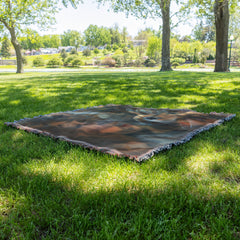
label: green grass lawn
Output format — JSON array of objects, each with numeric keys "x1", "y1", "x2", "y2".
[{"x1": 0, "y1": 71, "x2": 239, "y2": 239}]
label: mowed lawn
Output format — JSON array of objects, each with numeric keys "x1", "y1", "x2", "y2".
[{"x1": 0, "y1": 71, "x2": 239, "y2": 239}]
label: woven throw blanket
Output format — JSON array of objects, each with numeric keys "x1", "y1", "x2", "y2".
[{"x1": 5, "y1": 105, "x2": 235, "y2": 162}]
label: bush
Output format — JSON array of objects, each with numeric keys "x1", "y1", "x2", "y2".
[
  {"x1": 193, "y1": 49, "x2": 199, "y2": 63},
  {"x1": 94, "y1": 58, "x2": 101, "y2": 66},
  {"x1": 144, "y1": 58, "x2": 156, "y2": 67},
  {"x1": 129, "y1": 43, "x2": 134, "y2": 50},
  {"x1": 112, "y1": 55, "x2": 123, "y2": 67},
  {"x1": 82, "y1": 49, "x2": 91, "y2": 57},
  {"x1": 102, "y1": 57, "x2": 116, "y2": 67},
  {"x1": 200, "y1": 56, "x2": 207, "y2": 64},
  {"x1": 208, "y1": 54, "x2": 215, "y2": 60},
  {"x1": 22, "y1": 56, "x2": 28, "y2": 65},
  {"x1": 122, "y1": 47, "x2": 128, "y2": 53},
  {"x1": 123, "y1": 53, "x2": 130, "y2": 67},
  {"x1": 93, "y1": 48, "x2": 99, "y2": 54},
  {"x1": 106, "y1": 45, "x2": 112, "y2": 51},
  {"x1": 170, "y1": 58, "x2": 185, "y2": 65},
  {"x1": 64, "y1": 56, "x2": 83, "y2": 67},
  {"x1": 232, "y1": 48, "x2": 240, "y2": 62},
  {"x1": 171, "y1": 62, "x2": 180, "y2": 68},
  {"x1": 64, "y1": 56, "x2": 75, "y2": 66},
  {"x1": 60, "y1": 49, "x2": 68, "y2": 60},
  {"x1": 173, "y1": 50, "x2": 187, "y2": 59},
  {"x1": 120, "y1": 43, "x2": 126, "y2": 48},
  {"x1": 193, "y1": 55, "x2": 199, "y2": 64},
  {"x1": 71, "y1": 57, "x2": 83, "y2": 67},
  {"x1": 70, "y1": 48, "x2": 78, "y2": 55},
  {"x1": 47, "y1": 57, "x2": 63, "y2": 68},
  {"x1": 103, "y1": 49, "x2": 108, "y2": 55},
  {"x1": 112, "y1": 44, "x2": 119, "y2": 51},
  {"x1": 114, "y1": 49, "x2": 124, "y2": 56},
  {"x1": 133, "y1": 58, "x2": 143, "y2": 67},
  {"x1": 126, "y1": 60, "x2": 134, "y2": 67},
  {"x1": 33, "y1": 56, "x2": 45, "y2": 67}
]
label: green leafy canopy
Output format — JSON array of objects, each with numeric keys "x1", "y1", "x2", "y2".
[
  {"x1": 97, "y1": 0, "x2": 184, "y2": 18},
  {"x1": 187, "y1": 0, "x2": 239, "y2": 15},
  {"x1": 0, "y1": 0, "x2": 60, "y2": 32}
]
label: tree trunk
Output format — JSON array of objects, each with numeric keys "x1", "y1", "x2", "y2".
[
  {"x1": 9, "y1": 27, "x2": 24, "y2": 73},
  {"x1": 214, "y1": 0, "x2": 229, "y2": 72},
  {"x1": 160, "y1": 0, "x2": 172, "y2": 71}
]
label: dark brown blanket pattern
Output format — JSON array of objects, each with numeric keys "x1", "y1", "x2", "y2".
[{"x1": 5, "y1": 105, "x2": 235, "y2": 161}]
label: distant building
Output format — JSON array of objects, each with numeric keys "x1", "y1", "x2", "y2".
[
  {"x1": 97, "y1": 46, "x2": 106, "y2": 50},
  {"x1": 132, "y1": 40, "x2": 147, "y2": 47},
  {"x1": 39, "y1": 48, "x2": 58, "y2": 54},
  {"x1": 78, "y1": 45, "x2": 89, "y2": 52},
  {"x1": 24, "y1": 50, "x2": 41, "y2": 55},
  {"x1": 58, "y1": 46, "x2": 75, "y2": 53}
]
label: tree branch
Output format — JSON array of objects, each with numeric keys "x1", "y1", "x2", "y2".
[{"x1": 0, "y1": 17, "x2": 11, "y2": 30}]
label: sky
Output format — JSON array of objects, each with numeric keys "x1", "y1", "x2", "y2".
[{"x1": 40, "y1": 1, "x2": 195, "y2": 37}]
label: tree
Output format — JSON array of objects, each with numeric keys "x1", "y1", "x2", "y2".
[
  {"x1": 1, "y1": 36, "x2": 11, "y2": 59},
  {"x1": 214, "y1": 0, "x2": 229, "y2": 71},
  {"x1": 41, "y1": 34, "x2": 61, "y2": 48},
  {"x1": 180, "y1": 35, "x2": 193, "y2": 42},
  {"x1": 146, "y1": 36, "x2": 162, "y2": 63},
  {"x1": 61, "y1": 30, "x2": 83, "y2": 49},
  {"x1": 20, "y1": 29, "x2": 42, "y2": 51},
  {"x1": 193, "y1": 21, "x2": 215, "y2": 42},
  {"x1": 229, "y1": 5, "x2": 240, "y2": 40},
  {"x1": 96, "y1": 0, "x2": 177, "y2": 71},
  {"x1": 134, "y1": 28, "x2": 154, "y2": 44},
  {"x1": 188, "y1": 0, "x2": 239, "y2": 72},
  {"x1": 60, "y1": 49, "x2": 68, "y2": 60},
  {"x1": 121, "y1": 27, "x2": 129, "y2": 44},
  {"x1": 159, "y1": 0, "x2": 172, "y2": 71},
  {"x1": 109, "y1": 24, "x2": 121, "y2": 45},
  {"x1": 0, "y1": 0, "x2": 60, "y2": 73},
  {"x1": 0, "y1": 0, "x2": 82, "y2": 73},
  {"x1": 84, "y1": 25, "x2": 111, "y2": 47}
]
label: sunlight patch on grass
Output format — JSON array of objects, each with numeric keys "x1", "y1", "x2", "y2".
[
  {"x1": 9, "y1": 100, "x2": 21, "y2": 105},
  {"x1": 0, "y1": 193, "x2": 11, "y2": 221},
  {"x1": 10, "y1": 131, "x2": 25, "y2": 142},
  {"x1": 23, "y1": 156, "x2": 143, "y2": 193},
  {"x1": 181, "y1": 95, "x2": 206, "y2": 102},
  {"x1": 23, "y1": 160, "x2": 87, "y2": 191},
  {"x1": 105, "y1": 95, "x2": 117, "y2": 102},
  {"x1": 187, "y1": 153, "x2": 212, "y2": 173}
]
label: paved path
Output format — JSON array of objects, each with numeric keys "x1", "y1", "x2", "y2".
[{"x1": 0, "y1": 68, "x2": 239, "y2": 73}]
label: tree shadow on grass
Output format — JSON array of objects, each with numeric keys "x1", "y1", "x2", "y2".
[
  {"x1": 0, "y1": 71, "x2": 213, "y2": 119},
  {"x1": 0, "y1": 136, "x2": 239, "y2": 239}
]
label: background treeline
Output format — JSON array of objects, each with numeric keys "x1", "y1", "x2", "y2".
[
  {"x1": 18, "y1": 25, "x2": 130, "y2": 50},
  {"x1": 1, "y1": 24, "x2": 240, "y2": 68}
]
